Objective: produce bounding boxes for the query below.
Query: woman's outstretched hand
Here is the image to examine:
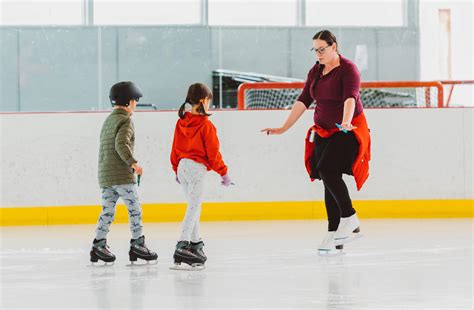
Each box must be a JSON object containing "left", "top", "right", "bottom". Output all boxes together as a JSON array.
[{"left": 260, "top": 127, "right": 287, "bottom": 135}]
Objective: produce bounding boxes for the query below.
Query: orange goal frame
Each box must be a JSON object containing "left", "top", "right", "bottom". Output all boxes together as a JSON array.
[
  {"left": 237, "top": 81, "right": 446, "bottom": 110},
  {"left": 439, "top": 80, "right": 474, "bottom": 107}
]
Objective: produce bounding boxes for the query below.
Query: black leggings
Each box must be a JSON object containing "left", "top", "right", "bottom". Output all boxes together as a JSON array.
[{"left": 319, "top": 169, "right": 356, "bottom": 231}]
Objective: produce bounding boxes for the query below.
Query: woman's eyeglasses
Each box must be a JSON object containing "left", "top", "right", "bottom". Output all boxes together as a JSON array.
[{"left": 311, "top": 45, "right": 330, "bottom": 55}]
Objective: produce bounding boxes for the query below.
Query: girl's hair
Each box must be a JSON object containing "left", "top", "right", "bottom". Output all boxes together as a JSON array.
[
  {"left": 178, "top": 83, "right": 213, "bottom": 119},
  {"left": 312, "top": 30, "right": 338, "bottom": 52}
]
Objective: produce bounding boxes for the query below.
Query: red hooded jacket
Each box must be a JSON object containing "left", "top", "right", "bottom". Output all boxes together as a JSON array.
[{"left": 170, "top": 113, "right": 228, "bottom": 176}]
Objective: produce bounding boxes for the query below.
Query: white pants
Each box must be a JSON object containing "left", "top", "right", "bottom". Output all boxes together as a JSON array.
[{"left": 177, "top": 158, "right": 207, "bottom": 243}]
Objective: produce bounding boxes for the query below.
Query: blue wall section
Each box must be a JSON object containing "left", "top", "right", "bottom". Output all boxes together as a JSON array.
[
  {"left": 117, "top": 27, "right": 212, "bottom": 111},
  {"left": 18, "top": 27, "right": 99, "bottom": 111},
  {"left": 0, "top": 29, "right": 20, "bottom": 111}
]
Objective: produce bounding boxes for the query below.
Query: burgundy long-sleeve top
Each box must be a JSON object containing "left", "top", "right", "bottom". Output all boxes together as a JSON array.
[{"left": 297, "top": 54, "right": 364, "bottom": 130}]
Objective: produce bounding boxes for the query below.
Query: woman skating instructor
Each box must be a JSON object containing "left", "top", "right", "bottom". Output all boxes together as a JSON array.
[{"left": 262, "top": 30, "right": 371, "bottom": 255}]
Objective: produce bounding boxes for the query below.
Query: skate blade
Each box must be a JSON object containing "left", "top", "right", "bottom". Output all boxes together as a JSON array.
[
  {"left": 126, "top": 260, "right": 158, "bottom": 267},
  {"left": 318, "top": 249, "right": 345, "bottom": 257},
  {"left": 169, "top": 263, "right": 205, "bottom": 271},
  {"left": 87, "top": 261, "right": 115, "bottom": 268},
  {"left": 334, "top": 233, "right": 363, "bottom": 245}
]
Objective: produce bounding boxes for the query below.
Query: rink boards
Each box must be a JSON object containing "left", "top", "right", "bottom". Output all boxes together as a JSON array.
[{"left": 1, "top": 108, "right": 472, "bottom": 225}]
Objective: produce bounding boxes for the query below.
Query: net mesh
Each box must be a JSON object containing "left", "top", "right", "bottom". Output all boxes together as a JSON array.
[{"left": 244, "top": 86, "right": 439, "bottom": 109}]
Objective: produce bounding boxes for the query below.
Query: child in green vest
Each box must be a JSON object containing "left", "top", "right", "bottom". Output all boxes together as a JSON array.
[{"left": 90, "top": 81, "right": 157, "bottom": 265}]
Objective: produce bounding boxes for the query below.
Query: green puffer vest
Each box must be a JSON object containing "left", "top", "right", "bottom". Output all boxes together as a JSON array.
[{"left": 98, "top": 109, "right": 137, "bottom": 188}]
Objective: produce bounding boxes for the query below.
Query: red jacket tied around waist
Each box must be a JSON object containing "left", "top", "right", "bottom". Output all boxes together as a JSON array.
[
  {"left": 304, "top": 113, "right": 371, "bottom": 191},
  {"left": 170, "top": 113, "right": 228, "bottom": 176}
]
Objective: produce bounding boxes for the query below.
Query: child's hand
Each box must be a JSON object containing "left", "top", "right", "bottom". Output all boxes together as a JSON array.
[
  {"left": 221, "top": 174, "right": 234, "bottom": 186},
  {"left": 131, "top": 163, "right": 143, "bottom": 175}
]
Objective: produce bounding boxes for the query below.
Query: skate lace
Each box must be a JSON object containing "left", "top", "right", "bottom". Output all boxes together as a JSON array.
[
  {"left": 177, "top": 241, "right": 190, "bottom": 250},
  {"left": 142, "top": 243, "right": 151, "bottom": 253},
  {"left": 134, "top": 243, "right": 150, "bottom": 253},
  {"left": 99, "top": 244, "right": 111, "bottom": 254},
  {"left": 193, "top": 248, "right": 204, "bottom": 255}
]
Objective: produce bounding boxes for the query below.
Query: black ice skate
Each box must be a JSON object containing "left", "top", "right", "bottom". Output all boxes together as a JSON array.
[
  {"left": 90, "top": 239, "right": 116, "bottom": 266},
  {"left": 170, "top": 241, "right": 205, "bottom": 271},
  {"left": 190, "top": 241, "right": 207, "bottom": 263},
  {"left": 127, "top": 235, "right": 158, "bottom": 266}
]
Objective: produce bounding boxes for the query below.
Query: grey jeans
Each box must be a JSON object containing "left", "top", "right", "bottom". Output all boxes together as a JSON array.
[
  {"left": 177, "top": 158, "right": 207, "bottom": 243},
  {"left": 95, "top": 184, "right": 143, "bottom": 240}
]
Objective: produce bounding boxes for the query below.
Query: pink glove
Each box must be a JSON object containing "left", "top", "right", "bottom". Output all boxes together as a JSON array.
[{"left": 221, "top": 174, "right": 233, "bottom": 186}]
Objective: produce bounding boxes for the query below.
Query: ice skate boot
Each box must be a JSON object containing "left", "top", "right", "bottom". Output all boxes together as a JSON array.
[
  {"left": 334, "top": 214, "right": 362, "bottom": 245},
  {"left": 318, "top": 232, "right": 344, "bottom": 257},
  {"left": 90, "top": 239, "right": 115, "bottom": 266},
  {"left": 190, "top": 241, "right": 207, "bottom": 263},
  {"left": 170, "top": 241, "right": 205, "bottom": 270},
  {"left": 127, "top": 235, "right": 158, "bottom": 266}
]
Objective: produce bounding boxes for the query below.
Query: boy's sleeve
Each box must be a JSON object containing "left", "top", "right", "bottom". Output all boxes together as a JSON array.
[
  {"left": 202, "top": 121, "right": 228, "bottom": 176},
  {"left": 115, "top": 119, "right": 137, "bottom": 166}
]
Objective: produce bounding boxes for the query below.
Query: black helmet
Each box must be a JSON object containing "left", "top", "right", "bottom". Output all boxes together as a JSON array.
[{"left": 109, "top": 81, "right": 143, "bottom": 107}]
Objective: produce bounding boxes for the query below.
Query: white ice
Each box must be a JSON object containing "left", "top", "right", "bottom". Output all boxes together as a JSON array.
[{"left": 1, "top": 219, "right": 473, "bottom": 309}]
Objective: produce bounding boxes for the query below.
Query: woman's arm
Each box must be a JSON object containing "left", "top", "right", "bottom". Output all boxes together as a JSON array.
[
  {"left": 342, "top": 98, "right": 356, "bottom": 125},
  {"left": 261, "top": 64, "right": 316, "bottom": 135},
  {"left": 338, "top": 98, "right": 357, "bottom": 131},
  {"left": 261, "top": 101, "right": 307, "bottom": 135},
  {"left": 339, "top": 63, "right": 360, "bottom": 131}
]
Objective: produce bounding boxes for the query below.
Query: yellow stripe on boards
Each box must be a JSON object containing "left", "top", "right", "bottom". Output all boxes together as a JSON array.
[
  {"left": 0, "top": 200, "right": 472, "bottom": 226},
  {"left": 353, "top": 200, "right": 473, "bottom": 218}
]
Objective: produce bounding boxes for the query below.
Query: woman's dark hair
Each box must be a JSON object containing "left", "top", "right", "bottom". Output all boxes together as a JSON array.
[
  {"left": 178, "top": 83, "right": 213, "bottom": 119},
  {"left": 312, "top": 30, "right": 338, "bottom": 52},
  {"left": 312, "top": 30, "right": 339, "bottom": 88}
]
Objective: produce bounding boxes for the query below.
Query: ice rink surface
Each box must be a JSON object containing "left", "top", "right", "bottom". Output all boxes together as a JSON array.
[{"left": 1, "top": 219, "right": 473, "bottom": 309}]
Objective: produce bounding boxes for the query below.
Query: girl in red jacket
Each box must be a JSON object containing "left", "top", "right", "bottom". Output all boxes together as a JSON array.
[{"left": 170, "top": 83, "right": 232, "bottom": 269}]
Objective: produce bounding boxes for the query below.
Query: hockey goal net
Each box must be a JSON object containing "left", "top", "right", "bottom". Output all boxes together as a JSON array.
[{"left": 237, "top": 81, "right": 445, "bottom": 109}]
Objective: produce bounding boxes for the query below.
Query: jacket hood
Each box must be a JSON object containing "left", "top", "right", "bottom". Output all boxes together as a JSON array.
[{"left": 176, "top": 112, "right": 208, "bottom": 138}]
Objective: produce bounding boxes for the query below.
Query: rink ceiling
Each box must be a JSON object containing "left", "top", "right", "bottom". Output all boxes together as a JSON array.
[{"left": 0, "top": 108, "right": 473, "bottom": 225}]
